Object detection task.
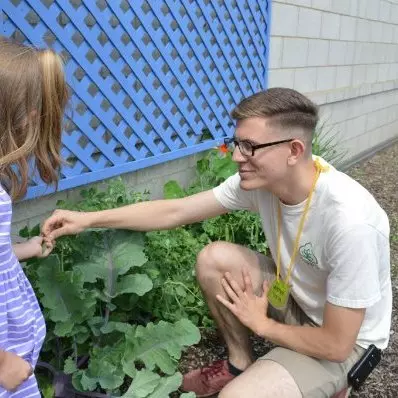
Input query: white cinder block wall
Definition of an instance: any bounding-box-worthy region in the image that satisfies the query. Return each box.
[269,0,398,159]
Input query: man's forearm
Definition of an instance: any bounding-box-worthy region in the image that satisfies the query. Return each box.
[260,319,349,362]
[85,199,182,231]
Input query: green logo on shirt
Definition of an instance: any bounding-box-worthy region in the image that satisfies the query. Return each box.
[299,242,318,267]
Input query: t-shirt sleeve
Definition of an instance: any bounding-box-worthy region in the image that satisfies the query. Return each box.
[325,224,384,308]
[212,173,258,212]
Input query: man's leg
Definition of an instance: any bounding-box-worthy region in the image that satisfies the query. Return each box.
[182,242,274,397]
[218,360,302,398]
[195,241,269,370]
[218,343,365,398]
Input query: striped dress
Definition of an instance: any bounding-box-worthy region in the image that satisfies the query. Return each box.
[0,185,45,397]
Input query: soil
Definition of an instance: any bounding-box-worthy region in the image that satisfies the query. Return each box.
[178,142,398,397]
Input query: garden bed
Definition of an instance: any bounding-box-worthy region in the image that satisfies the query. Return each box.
[178,141,398,397]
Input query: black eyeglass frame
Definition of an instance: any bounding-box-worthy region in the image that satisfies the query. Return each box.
[224,137,294,156]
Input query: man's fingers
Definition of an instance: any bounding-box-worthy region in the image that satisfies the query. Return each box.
[216,294,237,314]
[224,272,245,298]
[41,216,59,236]
[242,268,254,295]
[221,278,239,303]
[48,226,68,240]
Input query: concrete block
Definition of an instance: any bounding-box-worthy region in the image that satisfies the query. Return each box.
[329,41,347,65]
[297,8,322,38]
[382,23,394,43]
[12,191,67,224]
[366,111,380,132]
[306,90,328,105]
[307,39,329,66]
[375,43,388,63]
[311,0,331,11]
[268,69,295,88]
[271,3,299,36]
[390,5,398,24]
[355,115,368,135]
[365,64,379,84]
[321,12,341,39]
[342,137,361,160]
[326,87,346,103]
[344,42,355,64]
[387,64,397,81]
[357,0,367,18]
[331,0,351,15]
[269,37,283,69]
[353,42,365,64]
[365,0,380,20]
[316,66,337,90]
[370,21,383,42]
[352,65,366,86]
[377,64,390,82]
[379,1,391,23]
[355,18,371,42]
[340,16,357,41]
[281,38,309,67]
[349,0,359,17]
[288,0,311,6]
[331,100,350,123]
[335,66,352,87]
[294,67,318,92]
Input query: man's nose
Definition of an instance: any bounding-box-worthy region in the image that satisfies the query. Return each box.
[232,145,246,162]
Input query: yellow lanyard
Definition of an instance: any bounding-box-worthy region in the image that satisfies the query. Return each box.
[275,159,328,284]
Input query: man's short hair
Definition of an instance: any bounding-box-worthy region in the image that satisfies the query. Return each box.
[231,88,319,142]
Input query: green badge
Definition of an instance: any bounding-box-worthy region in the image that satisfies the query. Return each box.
[267,279,290,309]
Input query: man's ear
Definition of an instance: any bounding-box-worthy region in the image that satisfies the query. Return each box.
[287,139,306,165]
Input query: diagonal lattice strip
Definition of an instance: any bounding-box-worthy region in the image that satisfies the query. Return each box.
[1,0,270,199]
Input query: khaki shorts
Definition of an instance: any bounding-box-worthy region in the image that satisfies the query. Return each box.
[257,254,365,398]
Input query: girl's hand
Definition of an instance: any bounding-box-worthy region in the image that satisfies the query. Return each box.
[216,268,270,336]
[0,351,33,391]
[27,236,54,258]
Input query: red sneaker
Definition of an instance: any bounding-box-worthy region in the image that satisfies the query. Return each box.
[182,360,236,397]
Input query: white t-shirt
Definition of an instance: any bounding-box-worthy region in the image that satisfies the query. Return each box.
[213,156,392,349]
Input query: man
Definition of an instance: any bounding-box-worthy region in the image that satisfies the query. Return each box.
[42,88,392,398]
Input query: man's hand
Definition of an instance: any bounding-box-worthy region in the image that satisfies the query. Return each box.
[216,268,270,335]
[41,210,89,240]
[0,351,32,391]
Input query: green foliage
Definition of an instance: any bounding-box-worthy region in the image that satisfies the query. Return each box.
[312,121,347,169]
[22,179,199,397]
[143,228,211,326]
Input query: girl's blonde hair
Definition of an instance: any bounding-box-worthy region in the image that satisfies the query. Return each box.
[0,36,69,200]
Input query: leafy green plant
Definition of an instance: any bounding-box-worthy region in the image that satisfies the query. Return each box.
[21,180,200,397]
[312,121,347,168]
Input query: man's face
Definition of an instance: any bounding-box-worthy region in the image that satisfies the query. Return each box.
[232,117,293,191]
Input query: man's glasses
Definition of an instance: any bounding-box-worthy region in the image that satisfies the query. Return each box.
[224,137,294,157]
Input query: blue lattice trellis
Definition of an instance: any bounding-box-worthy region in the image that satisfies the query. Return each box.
[0,0,270,199]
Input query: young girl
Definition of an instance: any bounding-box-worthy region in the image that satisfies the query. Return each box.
[0,36,69,397]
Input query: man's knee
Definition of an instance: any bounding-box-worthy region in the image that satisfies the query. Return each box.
[195,241,230,284]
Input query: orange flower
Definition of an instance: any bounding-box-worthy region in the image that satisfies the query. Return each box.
[219,143,229,153]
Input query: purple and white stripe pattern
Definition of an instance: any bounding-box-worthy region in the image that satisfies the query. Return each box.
[0,185,45,397]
